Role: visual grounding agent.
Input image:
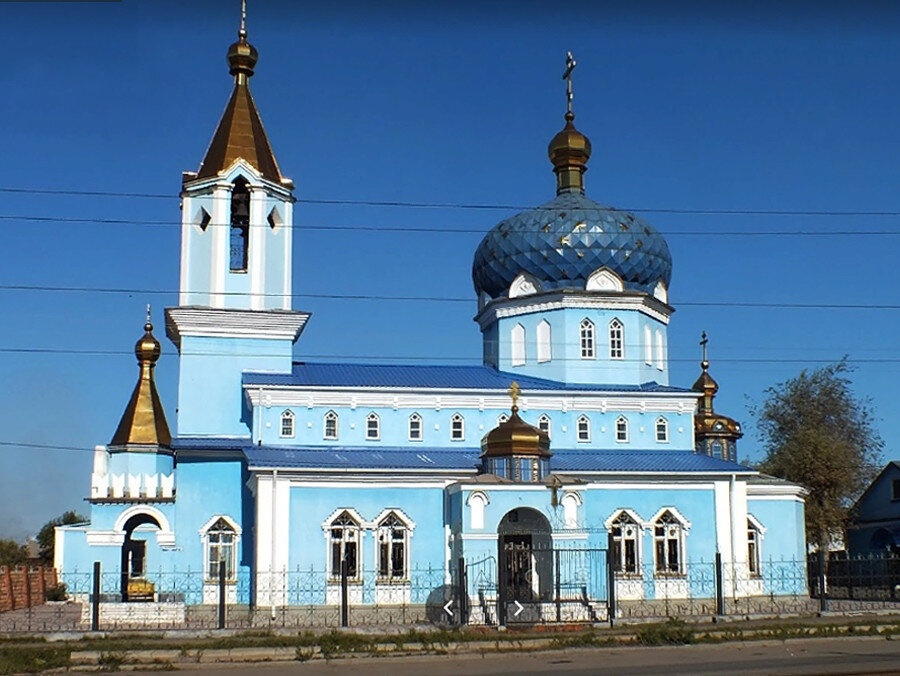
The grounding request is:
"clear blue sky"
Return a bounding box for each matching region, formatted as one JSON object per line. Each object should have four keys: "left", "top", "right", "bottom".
{"left": 1, "top": 1, "right": 898, "bottom": 540}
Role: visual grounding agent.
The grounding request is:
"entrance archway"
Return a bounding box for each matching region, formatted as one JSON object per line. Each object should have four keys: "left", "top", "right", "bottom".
{"left": 497, "top": 508, "right": 552, "bottom": 606}
{"left": 120, "top": 513, "right": 160, "bottom": 601}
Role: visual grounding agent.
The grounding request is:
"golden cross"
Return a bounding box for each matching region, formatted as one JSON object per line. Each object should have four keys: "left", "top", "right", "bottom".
{"left": 508, "top": 381, "right": 521, "bottom": 408}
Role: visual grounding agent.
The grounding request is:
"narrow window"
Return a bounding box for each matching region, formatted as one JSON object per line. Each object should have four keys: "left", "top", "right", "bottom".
{"left": 195, "top": 207, "right": 211, "bottom": 232}
{"left": 323, "top": 411, "right": 339, "bottom": 440}
{"left": 366, "top": 412, "right": 380, "bottom": 440}
{"left": 229, "top": 178, "right": 250, "bottom": 272}
{"left": 511, "top": 323, "right": 526, "bottom": 366}
{"left": 408, "top": 413, "right": 422, "bottom": 441}
{"left": 376, "top": 512, "right": 409, "bottom": 582}
{"left": 205, "top": 517, "right": 236, "bottom": 581}
{"left": 644, "top": 324, "right": 653, "bottom": 365}
{"left": 654, "top": 511, "right": 684, "bottom": 575}
{"left": 451, "top": 413, "right": 465, "bottom": 441}
{"left": 748, "top": 520, "right": 762, "bottom": 576}
{"left": 538, "top": 414, "right": 551, "bottom": 439}
{"left": 536, "top": 320, "right": 552, "bottom": 363}
{"left": 655, "top": 416, "right": 668, "bottom": 443}
{"left": 577, "top": 415, "right": 591, "bottom": 442}
{"left": 615, "top": 416, "right": 629, "bottom": 443}
{"left": 497, "top": 413, "right": 509, "bottom": 425}
{"left": 655, "top": 329, "right": 665, "bottom": 370}
{"left": 611, "top": 512, "right": 640, "bottom": 574}
{"left": 280, "top": 410, "right": 295, "bottom": 438}
{"left": 609, "top": 318, "right": 624, "bottom": 360}
{"left": 580, "top": 319, "right": 595, "bottom": 359}
{"left": 328, "top": 511, "right": 360, "bottom": 580}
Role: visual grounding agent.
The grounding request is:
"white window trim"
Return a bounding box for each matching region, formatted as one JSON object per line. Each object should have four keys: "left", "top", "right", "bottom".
{"left": 536, "top": 319, "right": 552, "bottom": 363}
{"left": 538, "top": 414, "right": 551, "bottom": 439}
{"left": 606, "top": 509, "right": 643, "bottom": 575}
{"left": 365, "top": 412, "right": 380, "bottom": 440}
{"left": 511, "top": 323, "right": 526, "bottom": 366}
{"left": 747, "top": 514, "right": 765, "bottom": 577}
{"left": 609, "top": 318, "right": 624, "bottom": 360}
{"left": 652, "top": 508, "right": 690, "bottom": 577}
{"left": 323, "top": 410, "right": 339, "bottom": 440}
{"left": 615, "top": 416, "right": 629, "bottom": 443}
{"left": 579, "top": 318, "right": 595, "bottom": 360}
{"left": 450, "top": 413, "right": 465, "bottom": 441}
{"left": 655, "top": 416, "right": 669, "bottom": 443}
{"left": 408, "top": 413, "right": 423, "bottom": 442}
{"left": 280, "top": 409, "right": 295, "bottom": 438}
{"left": 467, "top": 491, "right": 490, "bottom": 530}
{"left": 322, "top": 508, "right": 365, "bottom": 582}
{"left": 497, "top": 413, "right": 509, "bottom": 425}
{"left": 199, "top": 515, "right": 241, "bottom": 583}
{"left": 576, "top": 415, "right": 591, "bottom": 443}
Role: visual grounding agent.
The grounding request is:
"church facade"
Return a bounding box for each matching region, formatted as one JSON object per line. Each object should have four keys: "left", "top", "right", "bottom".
{"left": 56, "top": 23, "right": 807, "bottom": 617}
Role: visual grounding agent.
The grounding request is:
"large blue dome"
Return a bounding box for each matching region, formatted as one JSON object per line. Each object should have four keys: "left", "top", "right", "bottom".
{"left": 472, "top": 190, "right": 672, "bottom": 299}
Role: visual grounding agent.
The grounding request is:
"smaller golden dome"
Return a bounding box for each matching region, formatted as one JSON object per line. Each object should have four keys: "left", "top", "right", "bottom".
{"left": 692, "top": 365, "right": 718, "bottom": 396}
{"left": 481, "top": 406, "right": 551, "bottom": 459}
{"left": 135, "top": 322, "right": 161, "bottom": 364}
{"left": 227, "top": 33, "right": 258, "bottom": 79}
{"left": 548, "top": 112, "right": 592, "bottom": 194}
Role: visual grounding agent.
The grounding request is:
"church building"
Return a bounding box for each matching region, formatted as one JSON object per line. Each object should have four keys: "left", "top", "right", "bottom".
{"left": 55, "top": 20, "right": 807, "bottom": 620}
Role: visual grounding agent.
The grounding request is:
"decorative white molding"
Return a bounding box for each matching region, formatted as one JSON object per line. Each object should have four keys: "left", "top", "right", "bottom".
{"left": 653, "top": 280, "right": 668, "bottom": 304}
{"left": 747, "top": 512, "right": 767, "bottom": 535}
{"left": 508, "top": 272, "right": 542, "bottom": 299}
{"left": 586, "top": 267, "right": 624, "bottom": 292}
{"left": 372, "top": 508, "right": 416, "bottom": 530}
{"left": 198, "top": 513, "right": 243, "bottom": 536}
{"left": 648, "top": 506, "right": 692, "bottom": 531}
{"left": 86, "top": 531, "right": 125, "bottom": 546}
{"left": 165, "top": 306, "right": 309, "bottom": 348}
{"left": 181, "top": 158, "right": 294, "bottom": 200}
{"left": 603, "top": 508, "right": 646, "bottom": 530}
{"left": 113, "top": 505, "right": 176, "bottom": 547}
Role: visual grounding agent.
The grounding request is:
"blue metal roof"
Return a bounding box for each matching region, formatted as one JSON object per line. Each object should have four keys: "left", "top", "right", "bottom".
{"left": 172, "top": 437, "right": 250, "bottom": 451}
{"left": 243, "top": 362, "right": 693, "bottom": 393}
{"left": 242, "top": 445, "right": 752, "bottom": 474}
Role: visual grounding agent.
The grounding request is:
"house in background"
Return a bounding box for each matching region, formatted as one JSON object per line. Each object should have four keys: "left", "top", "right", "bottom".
{"left": 847, "top": 462, "right": 900, "bottom": 556}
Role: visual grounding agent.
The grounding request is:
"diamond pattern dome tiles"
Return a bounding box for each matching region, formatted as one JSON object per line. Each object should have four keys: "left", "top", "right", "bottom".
{"left": 472, "top": 191, "right": 672, "bottom": 298}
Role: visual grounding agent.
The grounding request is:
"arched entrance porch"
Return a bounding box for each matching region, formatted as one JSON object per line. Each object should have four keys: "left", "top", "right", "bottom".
{"left": 120, "top": 513, "right": 161, "bottom": 601}
{"left": 497, "top": 508, "right": 553, "bottom": 608}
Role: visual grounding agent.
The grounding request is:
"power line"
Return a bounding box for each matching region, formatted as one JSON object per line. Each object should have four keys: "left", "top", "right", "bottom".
{"left": 2, "top": 185, "right": 900, "bottom": 217}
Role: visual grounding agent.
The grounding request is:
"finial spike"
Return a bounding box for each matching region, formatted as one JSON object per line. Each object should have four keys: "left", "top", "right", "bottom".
{"left": 563, "top": 51, "right": 577, "bottom": 115}
{"left": 239, "top": 0, "right": 247, "bottom": 39}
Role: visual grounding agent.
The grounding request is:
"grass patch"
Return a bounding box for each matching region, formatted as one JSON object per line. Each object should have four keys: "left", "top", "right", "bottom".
{"left": 0, "top": 646, "right": 70, "bottom": 674}
{"left": 98, "top": 650, "right": 128, "bottom": 671}
{"left": 635, "top": 618, "right": 695, "bottom": 646}
{"left": 317, "top": 631, "right": 377, "bottom": 659}
{"left": 548, "top": 631, "right": 615, "bottom": 649}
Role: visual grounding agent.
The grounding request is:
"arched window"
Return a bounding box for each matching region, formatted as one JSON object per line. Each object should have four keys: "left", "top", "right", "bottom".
{"left": 450, "top": 413, "right": 465, "bottom": 441}
{"left": 511, "top": 323, "right": 526, "bottom": 366}
{"left": 201, "top": 516, "right": 239, "bottom": 582}
{"left": 655, "top": 416, "right": 669, "bottom": 443}
{"left": 497, "top": 413, "right": 509, "bottom": 425}
{"left": 229, "top": 177, "right": 250, "bottom": 272}
{"left": 655, "top": 328, "right": 665, "bottom": 370}
{"left": 323, "top": 411, "right": 339, "bottom": 440}
{"left": 366, "top": 412, "right": 380, "bottom": 440}
{"left": 747, "top": 516, "right": 766, "bottom": 577}
{"left": 538, "top": 414, "right": 551, "bottom": 439}
{"left": 609, "top": 318, "right": 624, "bottom": 359}
{"left": 654, "top": 510, "right": 686, "bottom": 575}
{"left": 536, "top": 320, "right": 552, "bottom": 363}
{"left": 579, "top": 319, "right": 595, "bottom": 359}
{"left": 644, "top": 324, "right": 653, "bottom": 365}
{"left": 376, "top": 512, "right": 410, "bottom": 581}
{"left": 610, "top": 511, "right": 641, "bottom": 574}
{"left": 562, "top": 493, "right": 581, "bottom": 529}
{"left": 467, "top": 492, "right": 488, "bottom": 529}
{"left": 408, "top": 413, "right": 422, "bottom": 441}
{"left": 280, "top": 410, "right": 295, "bottom": 438}
{"left": 615, "top": 416, "right": 629, "bottom": 443}
{"left": 327, "top": 511, "right": 360, "bottom": 581}
{"left": 577, "top": 415, "right": 591, "bottom": 442}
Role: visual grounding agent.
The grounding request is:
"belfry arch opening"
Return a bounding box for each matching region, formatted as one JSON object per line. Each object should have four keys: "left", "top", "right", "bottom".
{"left": 229, "top": 177, "right": 250, "bottom": 272}
{"left": 120, "top": 513, "right": 161, "bottom": 601}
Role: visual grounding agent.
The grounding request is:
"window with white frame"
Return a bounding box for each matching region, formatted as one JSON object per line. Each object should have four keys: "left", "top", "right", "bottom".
{"left": 610, "top": 511, "right": 640, "bottom": 574}
{"left": 538, "top": 414, "right": 551, "bottom": 438}
{"left": 644, "top": 325, "right": 653, "bottom": 365}
{"left": 408, "top": 413, "right": 422, "bottom": 441}
{"left": 376, "top": 512, "right": 409, "bottom": 582}
{"left": 327, "top": 511, "right": 360, "bottom": 581}
{"left": 655, "top": 416, "right": 669, "bottom": 443}
{"left": 748, "top": 519, "right": 762, "bottom": 576}
{"left": 203, "top": 517, "right": 238, "bottom": 581}
{"left": 655, "top": 328, "right": 665, "bottom": 370}
{"left": 609, "top": 318, "right": 624, "bottom": 359}
{"left": 450, "top": 413, "right": 465, "bottom": 441}
{"left": 323, "top": 410, "right": 339, "bottom": 440}
{"left": 580, "top": 319, "right": 595, "bottom": 359}
{"left": 536, "top": 320, "right": 552, "bottom": 362}
{"left": 366, "top": 412, "right": 380, "bottom": 440}
{"left": 615, "top": 416, "right": 629, "bottom": 443}
{"left": 280, "top": 410, "right": 295, "bottom": 438}
{"left": 511, "top": 323, "right": 526, "bottom": 366}
{"left": 654, "top": 510, "right": 686, "bottom": 575}
{"left": 577, "top": 415, "right": 591, "bottom": 442}
{"left": 497, "top": 413, "right": 509, "bottom": 425}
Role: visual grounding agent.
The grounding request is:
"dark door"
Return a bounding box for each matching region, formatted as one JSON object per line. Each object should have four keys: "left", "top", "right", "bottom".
{"left": 500, "top": 535, "right": 534, "bottom": 602}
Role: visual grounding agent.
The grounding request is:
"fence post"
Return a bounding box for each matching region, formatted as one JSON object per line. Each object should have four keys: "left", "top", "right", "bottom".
{"left": 554, "top": 549, "right": 561, "bottom": 623}
{"left": 714, "top": 552, "right": 725, "bottom": 616}
{"left": 456, "top": 557, "right": 467, "bottom": 626}
{"left": 340, "top": 558, "right": 349, "bottom": 628}
{"left": 497, "top": 544, "right": 507, "bottom": 627}
{"left": 606, "top": 532, "right": 616, "bottom": 628}
{"left": 217, "top": 561, "right": 226, "bottom": 629}
{"left": 817, "top": 549, "right": 829, "bottom": 612}
{"left": 91, "top": 561, "right": 101, "bottom": 632}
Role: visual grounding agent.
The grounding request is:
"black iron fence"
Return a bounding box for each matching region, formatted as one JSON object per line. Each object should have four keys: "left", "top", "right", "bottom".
{"left": 2, "top": 552, "right": 900, "bottom": 633}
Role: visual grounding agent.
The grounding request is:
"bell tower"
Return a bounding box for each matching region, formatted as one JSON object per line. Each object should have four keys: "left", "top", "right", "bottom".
{"left": 165, "top": 6, "right": 307, "bottom": 437}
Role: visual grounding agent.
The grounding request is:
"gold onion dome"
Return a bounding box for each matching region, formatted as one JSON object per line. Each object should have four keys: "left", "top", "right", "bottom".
{"left": 227, "top": 29, "right": 258, "bottom": 78}
{"left": 481, "top": 405, "right": 551, "bottom": 460}
{"left": 548, "top": 111, "right": 592, "bottom": 194}
{"left": 135, "top": 321, "right": 161, "bottom": 364}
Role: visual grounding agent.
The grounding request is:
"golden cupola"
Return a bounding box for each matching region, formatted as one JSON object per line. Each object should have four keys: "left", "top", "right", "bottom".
{"left": 109, "top": 313, "right": 172, "bottom": 449}
{"left": 692, "top": 333, "right": 742, "bottom": 462}
{"left": 548, "top": 111, "right": 592, "bottom": 195}
{"left": 480, "top": 383, "right": 551, "bottom": 482}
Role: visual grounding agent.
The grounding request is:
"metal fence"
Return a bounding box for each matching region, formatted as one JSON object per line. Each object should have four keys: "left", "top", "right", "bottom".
{"left": 2, "top": 552, "right": 900, "bottom": 633}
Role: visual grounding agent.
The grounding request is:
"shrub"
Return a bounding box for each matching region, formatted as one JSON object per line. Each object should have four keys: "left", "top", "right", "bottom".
{"left": 635, "top": 618, "right": 695, "bottom": 645}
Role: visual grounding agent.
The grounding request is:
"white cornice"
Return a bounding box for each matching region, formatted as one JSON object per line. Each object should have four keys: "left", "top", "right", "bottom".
{"left": 746, "top": 482, "right": 808, "bottom": 499}
{"left": 165, "top": 306, "right": 309, "bottom": 347}
{"left": 181, "top": 159, "right": 294, "bottom": 200}
{"left": 244, "top": 385, "right": 699, "bottom": 413}
{"left": 475, "top": 290, "right": 674, "bottom": 329}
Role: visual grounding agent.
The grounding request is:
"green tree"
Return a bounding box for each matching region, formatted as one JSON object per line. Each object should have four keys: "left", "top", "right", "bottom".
{"left": 0, "top": 539, "right": 27, "bottom": 567}
{"left": 753, "top": 360, "right": 883, "bottom": 549}
{"left": 37, "top": 511, "right": 87, "bottom": 565}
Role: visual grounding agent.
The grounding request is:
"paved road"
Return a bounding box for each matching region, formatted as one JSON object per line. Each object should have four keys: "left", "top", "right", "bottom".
{"left": 116, "top": 636, "right": 900, "bottom": 675}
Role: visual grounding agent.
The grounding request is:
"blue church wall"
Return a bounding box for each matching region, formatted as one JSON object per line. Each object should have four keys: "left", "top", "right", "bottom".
{"left": 491, "top": 308, "right": 668, "bottom": 386}
{"left": 177, "top": 336, "right": 292, "bottom": 436}
{"left": 747, "top": 498, "right": 806, "bottom": 563}
{"left": 255, "top": 404, "right": 694, "bottom": 451}
{"left": 181, "top": 195, "right": 215, "bottom": 308}
{"left": 106, "top": 451, "right": 174, "bottom": 477}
